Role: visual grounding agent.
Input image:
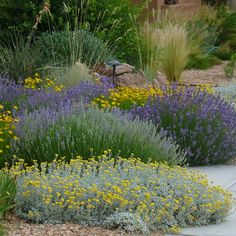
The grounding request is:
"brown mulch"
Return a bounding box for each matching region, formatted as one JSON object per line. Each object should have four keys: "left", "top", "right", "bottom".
{"left": 181, "top": 62, "right": 236, "bottom": 86}
{"left": 1, "top": 214, "right": 163, "bottom": 236}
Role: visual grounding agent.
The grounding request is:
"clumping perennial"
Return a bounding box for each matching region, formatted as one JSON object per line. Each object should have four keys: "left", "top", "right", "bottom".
{"left": 10, "top": 152, "right": 233, "bottom": 234}
{"left": 131, "top": 86, "right": 236, "bottom": 166}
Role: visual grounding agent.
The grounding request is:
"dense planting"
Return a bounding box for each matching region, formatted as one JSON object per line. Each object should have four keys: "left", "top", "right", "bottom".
{"left": 131, "top": 87, "right": 236, "bottom": 166}
{"left": 12, "top": 154, "right": 233, "bottom": 234}
{"left": 13, "top": 106, "right": 185, "bottom": 165}
{"left": 0, "top": 1, "right": 235, "bottom": 233}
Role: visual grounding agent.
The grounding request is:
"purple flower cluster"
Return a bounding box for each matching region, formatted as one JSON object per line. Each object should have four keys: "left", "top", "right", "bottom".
{"left": 0, "top": 76, "right": 28, "bottom": 106}
{"left": 131, "top": 86, "right": 236, "bottom": 166}
{"left": 1, "top": 80, "right": 113, "bottom": 115}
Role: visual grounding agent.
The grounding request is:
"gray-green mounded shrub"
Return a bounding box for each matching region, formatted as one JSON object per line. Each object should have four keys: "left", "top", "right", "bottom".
{"left": 35, "top": 29, "right": 112, "bottom": 68}
{"left": 13, "top": 106, "right": 185, "bottom": 165}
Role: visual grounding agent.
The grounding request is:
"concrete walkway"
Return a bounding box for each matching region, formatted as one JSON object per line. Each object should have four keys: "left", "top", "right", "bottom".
{"left": 169, "top": 165, "right": 236, "bottom": 236}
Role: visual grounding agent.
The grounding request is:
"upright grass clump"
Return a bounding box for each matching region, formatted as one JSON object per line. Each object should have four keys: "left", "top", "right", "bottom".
{"left": 12, "top": 106, "right": 185, "bottom": 165}
{"left": 137, "top": 18, "right": 160, "bottom": 81}
{"left": 0, "top": 35, "right": 41, "bottom": 83}
{"left": 35, "top": 29, "right": 113, "bottom": 69}
{"left": 131, "top": 86, "right": 236, "bottom": 166}
{"left": 157, "top": 24, "right": 190, "bottom": 82}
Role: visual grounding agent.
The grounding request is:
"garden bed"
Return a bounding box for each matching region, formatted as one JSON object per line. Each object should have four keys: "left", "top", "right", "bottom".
{"left": 181, "top": 62, "right": 236, "bottom": 86}
{"left": 2, "top": 214, "right": 135, "bottom": 236}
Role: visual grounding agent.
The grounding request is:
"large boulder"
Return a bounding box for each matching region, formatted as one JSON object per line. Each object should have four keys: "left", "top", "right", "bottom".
{"left": 116, "top": 70, "right": 147, "bottom": 87}
{"left": 94, "top": 63, "right": 147, "bottom": 87}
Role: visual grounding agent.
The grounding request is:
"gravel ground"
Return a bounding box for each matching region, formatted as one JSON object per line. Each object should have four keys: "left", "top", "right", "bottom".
{"left": 2, "top": 214, "right": 163, "bottom": 236}
{"left": 181, "top": 62, "right": 236, "bottom": 86}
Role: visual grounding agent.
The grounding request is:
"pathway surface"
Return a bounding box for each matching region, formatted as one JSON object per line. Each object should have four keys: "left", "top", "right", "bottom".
{"left": 168, "top": 165, "right": 236, "bottom": 236}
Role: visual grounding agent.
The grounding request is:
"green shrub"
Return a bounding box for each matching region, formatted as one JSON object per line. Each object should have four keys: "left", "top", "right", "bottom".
{"left": 214, "top": 43, "right": 233, "bottom": 60}
{"left": 35, "top": 29, "right": 112, "bottom": 68}
{"left": 218, "top": 12, "right": 236, "bottom": 51}
{"left": 224, "top": 53, "right": 236, "bottom": 78}
{"left": 0, "top": 0, "right": 145, "bottom": 67}
{"left": 13, "top": 106, "right": 185, "bottom": 165}
{"left": 0, "top": 173, "right": 17, "bottom": 219}
{"left": 13, "top": 156, "right": 233, "bottom": 233}
{"left": 187, "top": 54, "right": 221, "bottom": 70}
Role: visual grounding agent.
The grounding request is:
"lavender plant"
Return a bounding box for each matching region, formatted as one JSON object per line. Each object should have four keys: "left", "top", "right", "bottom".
{"left": 0, "top": 77, "right": 28, "bottom": 110}
{"left": 131, "top": 86, "right": 236, "bottom": 166}
{"left": 12, "top": 106, "right": 185, "bottom": 165}
{"left": 18, "top": 80, "right": 113, "bottom": 114}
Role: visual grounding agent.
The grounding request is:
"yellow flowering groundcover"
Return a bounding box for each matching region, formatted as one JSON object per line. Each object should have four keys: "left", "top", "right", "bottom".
{"left": 0, "top": 105, "right": 18, "bottom": 166}
{"left": 92, "top": 84, "right": 212, "bottom": 110}
{"left": 11, "top": 152, "right": 233, "bottom": 234}
{"left": 24, "top": 73, "right": 64, "bottom": 92}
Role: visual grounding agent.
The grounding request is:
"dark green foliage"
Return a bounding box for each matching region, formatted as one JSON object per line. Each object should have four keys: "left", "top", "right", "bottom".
{"left": 213, "top": 43, "right": 233, "bottom": 60}
{"left": 0, "top": 173, "right": 17, "bottom": 218}
{"left": 0, "top": 0, "right": 146, "bottom": 67}
{"left": 224, "top": 53, "right": 236, "bottom": 78}
{"left": 218, "top": 12, "right": 236, "bottom": 51}
{"left": 0, "top": 0, "right": 42, "bottom": 44}
{"left": 202, "top": 0, "right": 227, "bottom": 6}
{"left": 187, "top": 54, "right": 221, "bottom": 70}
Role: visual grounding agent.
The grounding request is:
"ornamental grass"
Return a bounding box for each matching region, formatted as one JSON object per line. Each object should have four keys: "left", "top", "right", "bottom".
{"left": 10, "top": 153, "right": 233, "bottom": 234}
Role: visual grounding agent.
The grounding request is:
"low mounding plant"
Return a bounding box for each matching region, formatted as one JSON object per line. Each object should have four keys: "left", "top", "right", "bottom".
{"left": 13, "top": 106, "right": 185, "bottom": 165}
{"left": 215, "top": 83, "right": 236, "bottom": 106}
{"left": 157, "top": 24, "right": 190, "bottom": 82}
{"left": 0, "top": 173, "right": 17, "bottom": 218}
{"left": 131, "top": 86, "right": 236, "bottom": 166}
{"left": 48, "top": 61, "right": 92, "bottom": 88}
{"left": 13, "top": 155, "right": 233, "bottom": 233}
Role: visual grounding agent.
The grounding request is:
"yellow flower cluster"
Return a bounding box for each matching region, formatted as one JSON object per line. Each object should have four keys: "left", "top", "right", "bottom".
{"left": 93, "top": 84, "right": 212, "bottom": 110}
{"left": 0, "top": 105, "right": 19, "bottom": 162}
{"left": 24, "top": 73, "right": 64, "bottom": 92}
{"left": 10, "top": 152, "right": 233, "bottom": 232}
{"left": 93, "top": 86, "right": 163, "bottom": 110}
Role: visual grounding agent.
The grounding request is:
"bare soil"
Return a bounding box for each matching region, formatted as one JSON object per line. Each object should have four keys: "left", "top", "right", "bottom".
{"left": 181, "top": 62, "right": 236, "bottom": 86}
